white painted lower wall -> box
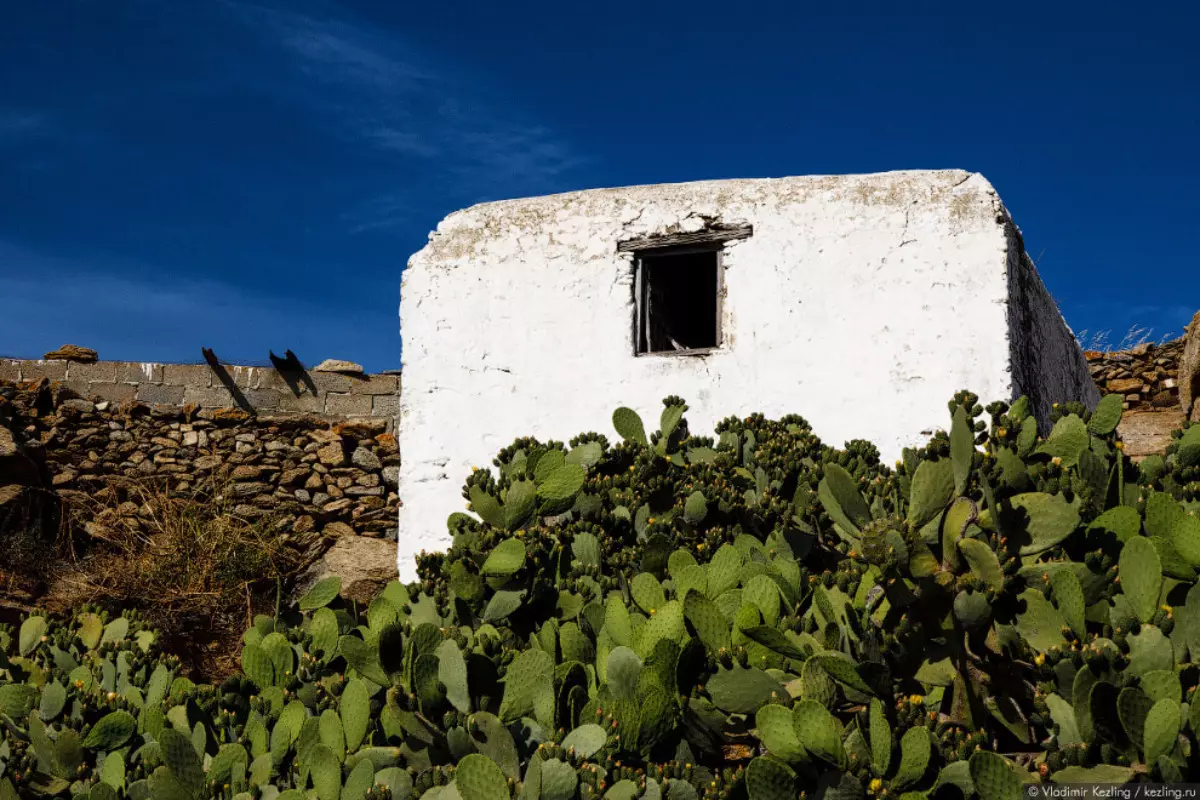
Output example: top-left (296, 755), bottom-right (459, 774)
top-left (396, 169), bottom-right (1093, 580)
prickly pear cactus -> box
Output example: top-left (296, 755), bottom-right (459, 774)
top-left (8, 391), bottom-right (1200, 798)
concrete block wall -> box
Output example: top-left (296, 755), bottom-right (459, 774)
top-left (0, 358), bottom-right (400, 432)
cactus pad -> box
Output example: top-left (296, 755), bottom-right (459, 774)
top-left (613, 407), bottom-right (648, 445)
top-left (755, 704), bottom-right (806, 764)
top-left (299, 576), bottom-right (342, 611)
top-left (1144, 698), bottom-right (1180, 763)
top-left (792, 699), bottom-right (844, 767)
top-left (481, 538), bottom-right (527, 577)
top-left (968, 751), bottom-right (1025, 800)
top-left (82, 710), bottom-right (136, 752)
top-left (456, 753), bottom-right (510, 800)
top-left (745, 756), bottom-right (796, 800)
top-left (868, 698), bottom-right (891, 776)
top-left (1120, 536), bottom-right (1163, 624)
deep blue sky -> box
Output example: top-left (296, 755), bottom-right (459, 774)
top-left (1, 1), bottom-right (1196, 372)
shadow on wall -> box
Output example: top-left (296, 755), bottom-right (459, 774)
top-left (203, 347), bottom-right (321, 415)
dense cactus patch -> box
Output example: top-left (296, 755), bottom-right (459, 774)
top-left (4, 391), bottom-right (1200, 799)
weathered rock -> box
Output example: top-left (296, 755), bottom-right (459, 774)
top-left (316, 442), bottom-right (346, 466)
top-left (59, 399), bottom-right (96, 414)
top-left (1106, 378), bottom-right (1143, 394)
top-left (230, 465), bottom-right (268, 480)
top-left (1117, 409), bottom-right (1186, 462)
top-left (313, 359), bottom-right (364, 375)
top-left (351, 447), bottom-right (381, 470)
top-left (338, 419), bottom-right (388, 437)
top-left (322, 499), bottom-right (355, 514)
top-left (280, 467), bottom-right (310, 486)
top-left (0, 426), bottom-right (16, 459)
top-left (292, 535), bottom-right (398, 605)
top-left (382, 466), bottom-right (399, 488)
top-left (43, 344), bottom-right (98, 362)
top-left (324, 521), bottom-right (355, 537)
top-left (1181, 310), bottom-right (1200, 421)
top-left (0, 484), bottom-right (24, 507)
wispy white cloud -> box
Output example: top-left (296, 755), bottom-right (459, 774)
top-left (0, 109), bottom-right (51, 144)
top-left (363, 127), bottom-right (441, 158)
top-left (222, 1), bottom-right (588, 232)
top-left (252, 7), bottom-right (434, 93)
top-left (338, 193), bottom-right (422, 235)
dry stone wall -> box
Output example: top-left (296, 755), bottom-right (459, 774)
top-left (0, 376), bottom-right (399, 576)
top-left (1083, 338), bottom-right (1185, 411)
top-left (1083, 325), bottom-right (1200, 461)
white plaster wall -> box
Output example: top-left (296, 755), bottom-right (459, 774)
top-left (396, 169), bottom-right (1077, 579)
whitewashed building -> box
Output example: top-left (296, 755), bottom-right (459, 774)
top-left (396, 169), bottom-right (1097, 578)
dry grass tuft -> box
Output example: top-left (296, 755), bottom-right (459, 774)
top-left (46, 478), bottom-right (306, 679)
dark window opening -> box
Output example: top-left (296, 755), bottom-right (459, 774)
top-left (634, 248), bottom-right (721, 355)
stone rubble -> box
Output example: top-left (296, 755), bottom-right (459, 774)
top-left (1083, 337), bottom-right (1186, 411)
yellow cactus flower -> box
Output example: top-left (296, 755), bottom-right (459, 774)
top-left (1034, 653), bottom-right (1046, 666)
top-left (869, 778), bottom-right (884, 794)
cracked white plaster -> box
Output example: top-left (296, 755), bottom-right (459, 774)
top-left (396, 169), bottom-right (1096, 580)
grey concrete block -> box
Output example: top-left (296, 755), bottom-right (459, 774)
top-left (224, 365), bottom-right (266, 389)
top-left (118, 362), bottom-right (164, 383)
top-left (88, 382), bottom-right (138, 402)
top-left (243, 388), bottom-right (285, 410)
top-left (310, 372), bottom-right (353, 394)
top-left (163, 364), bottom-right (212, 387)
top-left (59, 379), bottom-right (93, 397)
top-left (183, 386), bottom-right (235, 408)
top-left (20, 361), bottom-right (68, 382)
top-left (64, 361), bottom-right (119, 383)
top-left (348, 375), bottom-right (399, 395)
top-left (137, 384), bottom-right (187, 405)
top-left (67, 361), bottom-right (158, 383)
top-left (325, 392), bottom-right (372, 416)
top-left (255, 368), bottom-right (323, 394)
top-left (372, 394), bottom-right (399, 418)
top-left (276, 393), bottom-right (326, 413)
